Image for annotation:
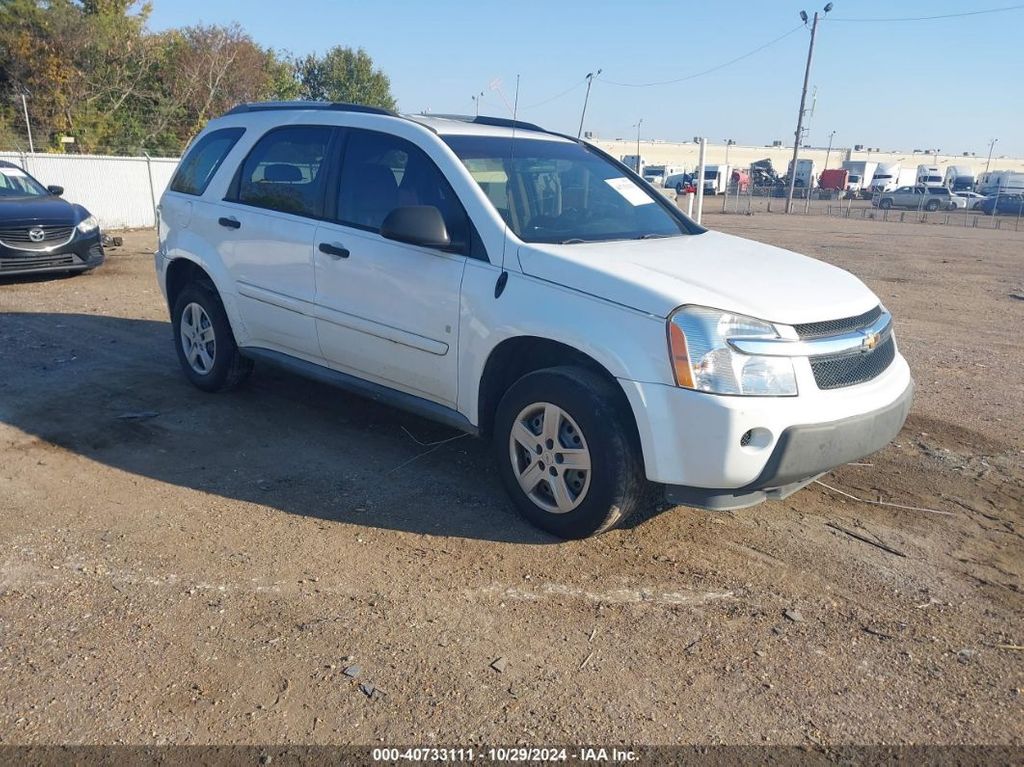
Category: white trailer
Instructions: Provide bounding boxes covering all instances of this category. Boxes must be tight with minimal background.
[788,158,816,189]
[698,164,731,195]
[916,164,944,187]
[976,171,1024,195]
[841,160,878,193]
[870,163,916,192]
[621,154,646,175]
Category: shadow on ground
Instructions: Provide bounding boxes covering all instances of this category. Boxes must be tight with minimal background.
[0,311,620,544]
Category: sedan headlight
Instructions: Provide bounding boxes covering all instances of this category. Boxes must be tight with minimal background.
[76,215,99,234]
[667,306,797,396]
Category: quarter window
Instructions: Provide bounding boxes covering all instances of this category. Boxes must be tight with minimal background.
[170,127,244,196]
[336,130,471,253]
[236,126,332,218]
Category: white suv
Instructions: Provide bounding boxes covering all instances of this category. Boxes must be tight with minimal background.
[156,102,913,539]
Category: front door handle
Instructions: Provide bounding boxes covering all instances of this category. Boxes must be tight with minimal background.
[218,217,241,229]
[319,242,350,259]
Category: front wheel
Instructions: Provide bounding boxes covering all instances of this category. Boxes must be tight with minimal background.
[172,283,253,392]
[925,200,940,212]
[879,198,893,210]
[493,366,646,539]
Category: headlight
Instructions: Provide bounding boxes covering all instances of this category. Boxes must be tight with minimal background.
[667,306,797,396]
[76,215,99,234]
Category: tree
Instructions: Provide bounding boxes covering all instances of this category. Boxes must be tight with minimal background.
[297,46,396,110]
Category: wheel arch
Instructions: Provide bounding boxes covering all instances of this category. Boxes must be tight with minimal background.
[163,255,248,345]
[475,335,641,446]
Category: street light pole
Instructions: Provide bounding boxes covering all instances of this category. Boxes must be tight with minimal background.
[472,91,483,117]
[786,5,830,213]
[985,138,998,173]
[20,93,34,154]
[824,129,836,169]
[577,69,601,139]
[634,118,643,173]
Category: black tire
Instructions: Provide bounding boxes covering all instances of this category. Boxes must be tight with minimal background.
[171,282,253,393]
[925,199,940,212]
[879,198,893,210]
[493,366,646,539]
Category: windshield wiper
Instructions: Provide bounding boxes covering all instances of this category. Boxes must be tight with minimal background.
[636,233,670,239]
[559,238,587,245]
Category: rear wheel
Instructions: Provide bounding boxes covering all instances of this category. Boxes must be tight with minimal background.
[925,199,940,212]
[880,198,893,210]
[493,366,646,539]
[172,282,252,392]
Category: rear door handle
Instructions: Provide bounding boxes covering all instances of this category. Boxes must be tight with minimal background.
[319,242,350,259]
[218,217,241,229]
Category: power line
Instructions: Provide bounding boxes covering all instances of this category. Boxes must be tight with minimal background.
[598,24,804,88]
[519,78,587,110]
[830,3,1024,22]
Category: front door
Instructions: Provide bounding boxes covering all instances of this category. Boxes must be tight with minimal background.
[313,129,472,407]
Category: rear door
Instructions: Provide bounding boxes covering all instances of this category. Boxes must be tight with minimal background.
[217,125,337,360]
[312,128,474,407]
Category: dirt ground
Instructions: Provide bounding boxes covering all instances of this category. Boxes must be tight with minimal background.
[0,213,1021,747]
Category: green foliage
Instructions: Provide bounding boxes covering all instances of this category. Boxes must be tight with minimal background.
[0,2,396,155]
[297,46,397,111]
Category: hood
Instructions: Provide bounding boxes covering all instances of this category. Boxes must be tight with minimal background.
[517,230,878,324]
[0,195,81,225]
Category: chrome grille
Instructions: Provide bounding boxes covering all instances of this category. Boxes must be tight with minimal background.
[811,335,896,390]
[0,224,75,251]
[794,305,882,339]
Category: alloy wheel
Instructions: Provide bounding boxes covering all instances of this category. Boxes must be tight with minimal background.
[180,302,216,374]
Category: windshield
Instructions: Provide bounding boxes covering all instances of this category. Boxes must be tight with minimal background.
[0,165,50,197]
[443,136,687,243]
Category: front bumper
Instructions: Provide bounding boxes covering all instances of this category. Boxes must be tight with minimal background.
[0,231,104,276]
[619,350,913,497]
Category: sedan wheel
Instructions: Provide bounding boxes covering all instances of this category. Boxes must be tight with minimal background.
[179,302,217,374]
[508,402,592,514]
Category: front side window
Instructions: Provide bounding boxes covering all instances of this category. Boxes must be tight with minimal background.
[170,127,244,196]
[336,129,471,253]
[236,126,332,217]
[443,136,688,244]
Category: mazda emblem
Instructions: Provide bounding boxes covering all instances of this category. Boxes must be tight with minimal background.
[28,226,45,243]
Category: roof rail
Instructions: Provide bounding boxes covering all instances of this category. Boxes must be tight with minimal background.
[419,113,546,133]
[223,101,396,117]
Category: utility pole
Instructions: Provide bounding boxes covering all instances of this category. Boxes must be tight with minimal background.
[471,91,483,117]
[20,93,34,154]
[724,139,734,167]
[577,69,601,139]
[634,118,643,173]
[786,4,831,213]
[985,138,998,173]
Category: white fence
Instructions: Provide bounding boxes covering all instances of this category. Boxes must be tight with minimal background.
[0,151,180,230]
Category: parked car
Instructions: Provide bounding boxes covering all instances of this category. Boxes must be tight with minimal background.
[664,172,695,194]
[950,191,988,210]
[156,102,913,539]
[0,160,103,277]
[978,193,1024,216]
[872,186,956,211]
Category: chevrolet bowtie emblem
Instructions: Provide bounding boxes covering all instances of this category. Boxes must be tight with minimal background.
[860,330,880,352]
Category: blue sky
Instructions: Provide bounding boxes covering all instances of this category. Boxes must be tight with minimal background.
[147,1,1024,156]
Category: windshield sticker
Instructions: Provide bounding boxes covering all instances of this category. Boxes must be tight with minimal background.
[605,177,654,206]
[0,168,27,177]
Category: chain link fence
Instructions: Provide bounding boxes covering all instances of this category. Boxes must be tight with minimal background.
[710,164,1024,231]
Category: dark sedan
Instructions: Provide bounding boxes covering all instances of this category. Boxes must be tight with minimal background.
[978,193,1024,216]
[0,160,104,277]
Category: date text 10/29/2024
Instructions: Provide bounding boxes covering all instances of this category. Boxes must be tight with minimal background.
[371,747,638,762]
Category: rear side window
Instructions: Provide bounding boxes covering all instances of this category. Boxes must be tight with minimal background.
[235,126,333,218]
[336,129,472,254]
[170,127,244,196]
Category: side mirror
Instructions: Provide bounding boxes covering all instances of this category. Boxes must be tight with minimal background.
[47,185,64,196]
[380,206,450,250]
